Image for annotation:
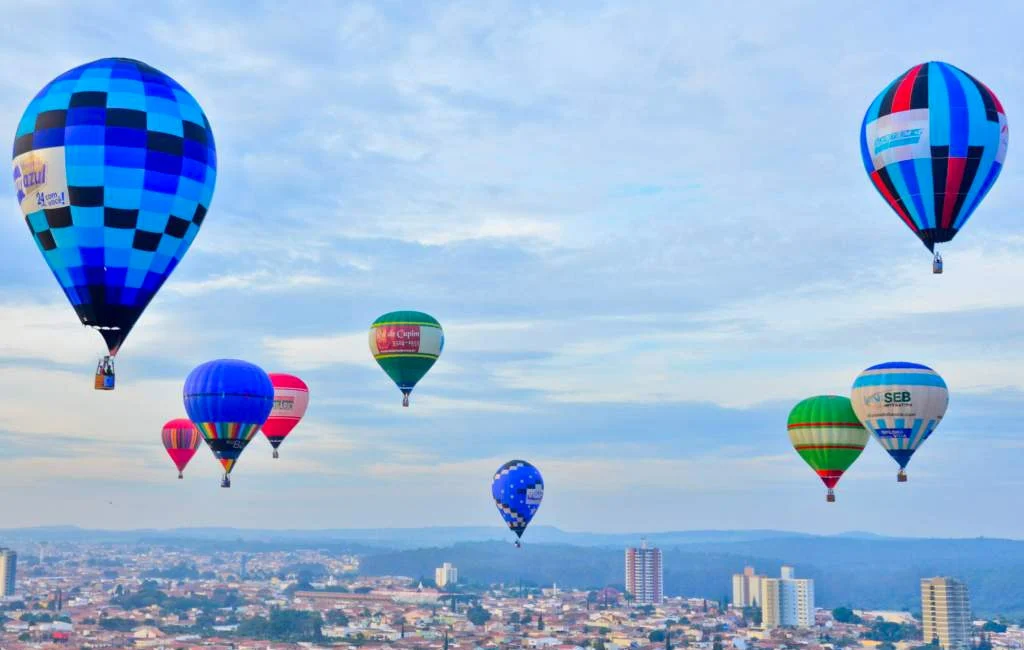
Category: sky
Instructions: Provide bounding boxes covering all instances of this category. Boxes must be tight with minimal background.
[0,0,1022,538]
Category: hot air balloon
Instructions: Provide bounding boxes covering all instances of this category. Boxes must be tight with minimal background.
[492,460,544,547]
[851,361,948,482]
[261,373,309,458]
[12,58,216,389]
[861,61,1008,273]
[183,359,273,488]
[369,311,443,406]
[787,396,869,502]
[162,418,201,479]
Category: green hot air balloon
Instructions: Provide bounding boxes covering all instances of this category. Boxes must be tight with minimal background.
[369,311,444,407]
[787,395,869,503]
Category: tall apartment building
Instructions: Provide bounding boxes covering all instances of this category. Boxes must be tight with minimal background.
[761,565,814,629]
[0,549,16,597]
[732,566,763,608]
[625,538,663,605]
[921,577,971,650]
[435,562,458,588]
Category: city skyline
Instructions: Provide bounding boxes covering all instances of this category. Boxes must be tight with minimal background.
[0,2,1023,536]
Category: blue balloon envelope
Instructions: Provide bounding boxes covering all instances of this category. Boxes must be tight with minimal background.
[12,58,216,363]
[491,460,544,546]
[183,359,273,487]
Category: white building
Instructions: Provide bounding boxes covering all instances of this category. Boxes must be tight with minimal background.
[732,566,762,608]
[922,577,971,650]
[625,538,663,604]
[0,549,16,597]
[761,565,814,629]
[435,562,458,588]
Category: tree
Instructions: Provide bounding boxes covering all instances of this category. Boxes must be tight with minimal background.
[977,634,993,650]
[236,609,323,643]
[743,607,762,626]
[538,614,545,631]
[865,620,917,643]
[982,621,1007,633]
[832,607,863,624]
[712,635,724,650]
[510,612,521,625]
[878,643,896,650]
[650,630,667,642]
[467,605,491,626]
[325,610,349,627]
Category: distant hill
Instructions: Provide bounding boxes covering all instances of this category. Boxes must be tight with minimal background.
[357,536,1024,619]
[0,525,816,548]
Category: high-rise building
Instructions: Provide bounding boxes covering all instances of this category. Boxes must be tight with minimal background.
[435,562,458,588]
[732,566,763,608]
[761,565,813,629]
[921,577,971,650]
[625,538,663,605]
[0,549,16,598]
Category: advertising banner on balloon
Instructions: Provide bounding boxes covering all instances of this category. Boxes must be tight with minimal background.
[375,325,421,354]
[865,109,931,169]
[13,147,69,213]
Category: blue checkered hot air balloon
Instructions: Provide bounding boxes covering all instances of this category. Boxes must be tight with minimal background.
[12,58,217,389]
[860,61,1008,274]
[492,460,544,548]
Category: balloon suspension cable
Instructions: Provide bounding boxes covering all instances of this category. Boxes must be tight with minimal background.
[221,473,231,488]
[178,471,183,479]
[897,469,908,483]
[826,488,836,503]
[273,449,279,459]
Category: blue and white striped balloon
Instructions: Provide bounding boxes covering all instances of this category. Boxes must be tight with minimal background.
[851,362,948,482]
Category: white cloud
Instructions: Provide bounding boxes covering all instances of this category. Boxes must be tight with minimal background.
[263,332,372,370]
[166,271,331,297]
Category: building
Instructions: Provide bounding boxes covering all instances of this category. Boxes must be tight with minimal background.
[921,577,971,650]
[0,549,16,598]
[435,562,458,588]
[625,538,663,605]
[732,566,763,608]
[761,565,814,629]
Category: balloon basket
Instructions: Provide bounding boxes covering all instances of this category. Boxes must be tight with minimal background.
[514,540,522,548]
[897,470,907,483]
[826,489,835,503]
[402,394,410,407]
[273,449,279,459]
[221,474,231,488]
[178,472,183,479]
[94,356,115,391]
[932,251,943,274]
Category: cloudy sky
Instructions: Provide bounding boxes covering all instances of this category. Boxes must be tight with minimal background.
[0,0,1022,538]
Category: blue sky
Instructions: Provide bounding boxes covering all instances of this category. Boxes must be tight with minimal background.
[0,0,1022,537]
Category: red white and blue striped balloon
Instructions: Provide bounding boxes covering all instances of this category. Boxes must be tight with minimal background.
[860,61,1008,256]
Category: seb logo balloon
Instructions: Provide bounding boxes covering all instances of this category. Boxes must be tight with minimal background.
[851,361,948,482]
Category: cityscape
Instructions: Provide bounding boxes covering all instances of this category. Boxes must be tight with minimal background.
[0,535,1015,650]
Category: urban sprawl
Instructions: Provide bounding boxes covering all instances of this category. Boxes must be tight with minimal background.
[0,541,1014,650]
